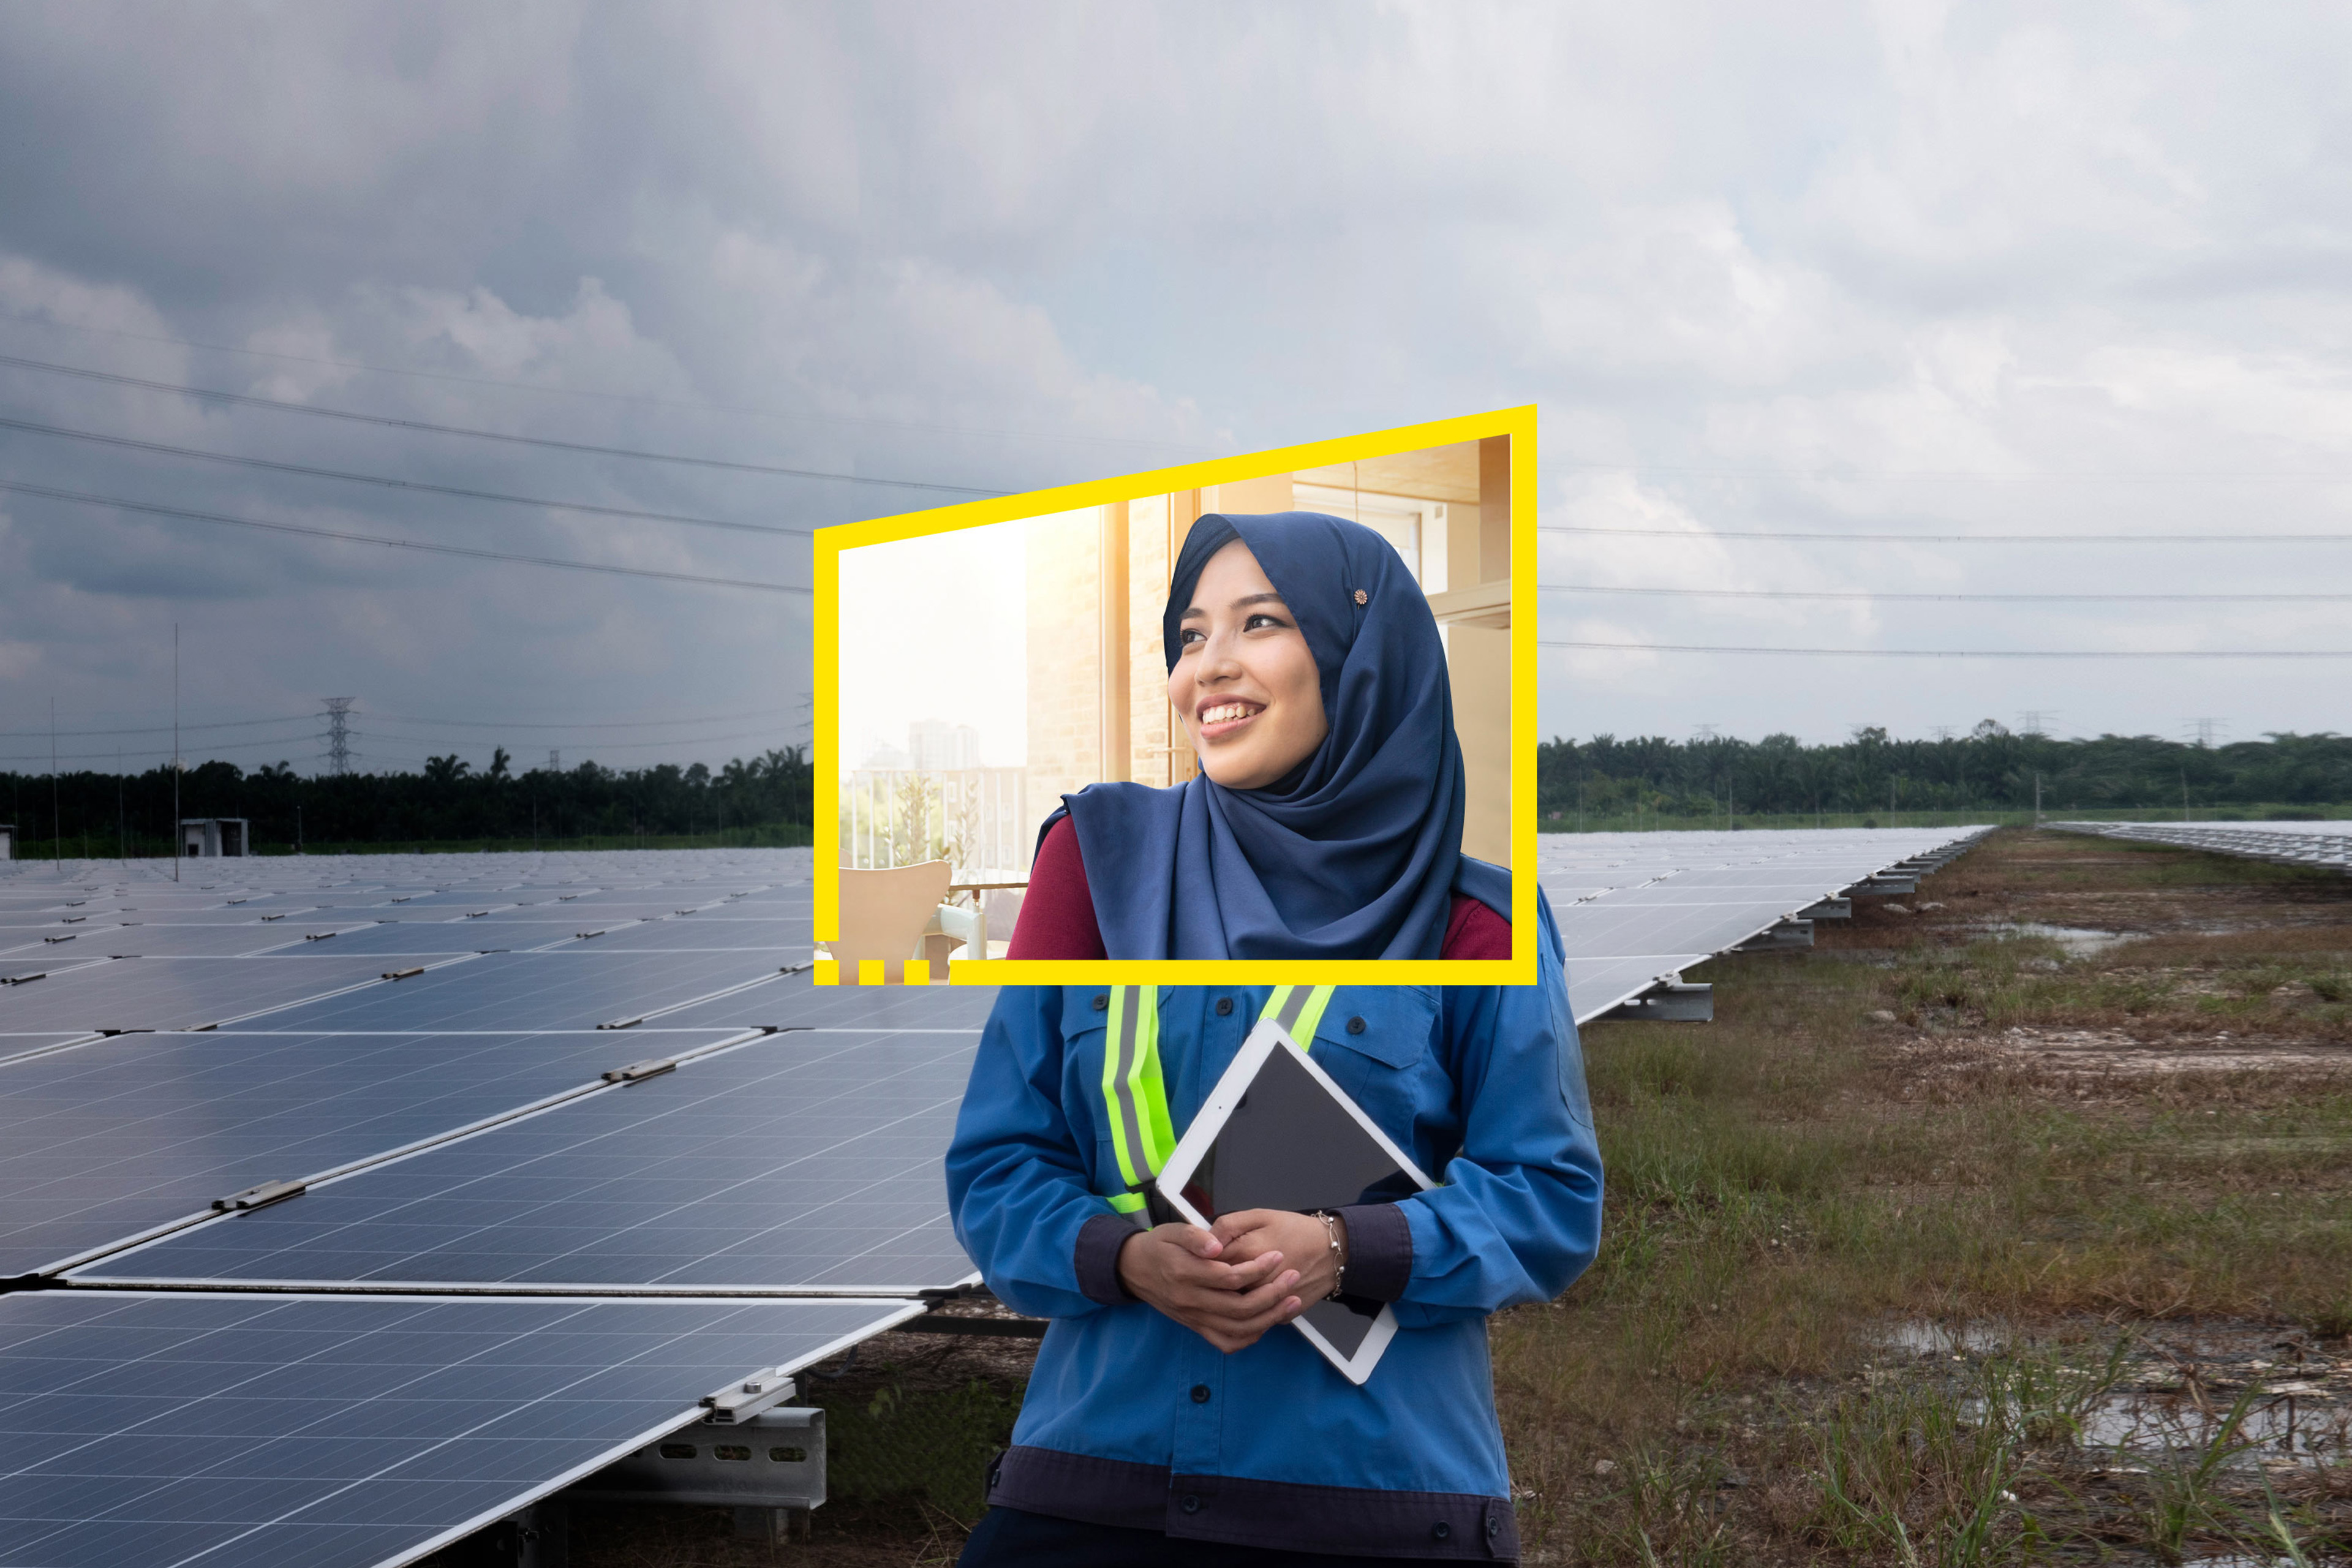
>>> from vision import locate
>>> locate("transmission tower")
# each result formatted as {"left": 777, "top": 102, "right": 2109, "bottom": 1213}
{"left": 548, "top": 748, "right": 562, "bottom": 771}
{"left": 322, "top": 698, "right": 358, "bottom": 777}
{"left": 2185, "top": 717, "right": 2226, "bottom": 748}
{"left": 2017, "top": 709, "right": 2057, "bottom": 738}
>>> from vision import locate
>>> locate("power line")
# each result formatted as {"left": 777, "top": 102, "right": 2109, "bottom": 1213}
{"left": 0, "top": 413, "right": 807, "bottom": 537}
{"left": 2, "top": 722, "right": 805, "bottom": 769}
{"left": 1541, "top": 639, "right": 2352, "bottom": 658}
{"left": 0, "top": 480, "right": 810, "bottom": 594}
{"left": 367, "top": 706, "right": 800, "bottom": 731}
{"left": 1539, "top": 524, "right": 2352, "bottom": 543}
{"left": 0, "top": 350, "right": 1005, "bottom": 494}
{"left": 0, "top": 311, "right": 1213, "bottom": 458}
{"left": 0, "top": 712, "right": 313, "bottom": 739}
{"left": 1547, "top": 458, "right": 2352, "bottom": 483}
{"left": 1539, "top": 583, "right": 2352, "bottom": 603}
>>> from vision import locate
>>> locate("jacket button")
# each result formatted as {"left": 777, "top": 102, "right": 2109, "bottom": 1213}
{"left": 1191, "top": 1383, "right": 1211, "bottom": 1403}
{"left": 1180, "top": 1493, "right": 1200, "bottom": 1514}
{"left": 1431, "top": 1520, "right": 1451, "bottom": 1541}
{"left": 1215, "top": 997, "right": 1233, "bottom": 1016}
{"left": 1091, "top": 993, "right": 1107, "bottom": 1011}
{"left": 1346, "top": 1016, "right": 1366, "bottom": 1035}
{"left": 1487, "top": 1516, "right": 1501, "bottom": 1537}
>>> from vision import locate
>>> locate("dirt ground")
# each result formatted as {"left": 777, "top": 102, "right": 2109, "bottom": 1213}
{"left": 457, "top": 828, "right": 2351, "bottom": 1567}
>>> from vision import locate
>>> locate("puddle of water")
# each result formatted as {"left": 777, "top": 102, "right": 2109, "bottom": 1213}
{"left": 2077, "top": 1387, "right": 2346, "bottom": 1468}
{"left": 1973, "top": 921, "right": 2140, "bottom": 955}
{"left": 1877, "top": 1322, "right": 2348, "bottom": 1471}
{"left": 1880, "top": 1320, "right": 2010, "bottom": 1355}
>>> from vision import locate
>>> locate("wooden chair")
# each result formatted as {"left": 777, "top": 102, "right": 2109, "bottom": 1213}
{"left": 832, "top": 862, "right": 953, "bottom": 982}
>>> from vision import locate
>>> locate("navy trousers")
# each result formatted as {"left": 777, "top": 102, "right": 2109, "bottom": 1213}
{"left": 956, "top": 1506, "right": 1475, "bottom": 1566}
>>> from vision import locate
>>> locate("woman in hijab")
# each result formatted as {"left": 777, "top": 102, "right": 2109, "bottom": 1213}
{"left": 946, "top": 513, "right": 1600, "bottom": 1565}
{"left": 1008, "top": 511, "right": 1510, "bottom": 960}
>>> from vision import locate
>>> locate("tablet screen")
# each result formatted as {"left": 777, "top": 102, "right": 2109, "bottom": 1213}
{"left": 1172, "top": 1043, "right": 1422, "bottom": 1362}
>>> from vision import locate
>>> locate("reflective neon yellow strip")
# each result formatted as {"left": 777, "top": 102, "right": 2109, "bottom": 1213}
{"left": 1123, "top": 984, "right": 1174, "bottom": 1177}
{"left": 1289, "top": 984, "right": 1337, "bottom": 1046}
{"left": 1101, "top": 987, "right": 1148, "bottom": 1192}
{"left": 1261, "top": 984, "right": 1338, "bottom": 1049}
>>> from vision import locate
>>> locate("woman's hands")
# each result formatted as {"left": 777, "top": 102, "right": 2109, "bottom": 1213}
{"left": 1114, "top": 1209, "right": 1346, "bottom": 1354}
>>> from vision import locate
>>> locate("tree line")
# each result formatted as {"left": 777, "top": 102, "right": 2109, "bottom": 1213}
{"left": 1537, "top": 725, "right": 2351, "bottom": 824}
{"left": 1, "top": 748, "right": 814, "bottom": 856}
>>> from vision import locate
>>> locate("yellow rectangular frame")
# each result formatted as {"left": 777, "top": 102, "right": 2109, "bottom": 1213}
{"left": 815, "top": 404, "right": 1539, "bottom": 986}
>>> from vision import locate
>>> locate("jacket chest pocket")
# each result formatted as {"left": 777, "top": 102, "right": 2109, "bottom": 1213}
{"left": 1304, "top": 987, "right": 1440, "bottom": 1152}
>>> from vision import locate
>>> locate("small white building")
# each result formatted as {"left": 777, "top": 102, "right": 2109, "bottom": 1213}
{"left": 181, "top": 818, "right": 251, "bottom": 858}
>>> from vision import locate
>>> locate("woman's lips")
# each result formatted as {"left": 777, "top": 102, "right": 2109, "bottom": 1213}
{"left": 1196, "top": 700, "right": 1264, "bottom": 742}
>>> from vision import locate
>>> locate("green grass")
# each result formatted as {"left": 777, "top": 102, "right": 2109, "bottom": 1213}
{"left": 1494, "top": 829, "right": 2352, "bottom": 1563}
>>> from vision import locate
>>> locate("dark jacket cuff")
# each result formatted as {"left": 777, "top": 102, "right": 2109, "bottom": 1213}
{"left": 1075, "top": 1211, "right": 1141, "bottom": 1305}
{"left": 1336, "top": 1202, "right": 1412, "bottom": 1302}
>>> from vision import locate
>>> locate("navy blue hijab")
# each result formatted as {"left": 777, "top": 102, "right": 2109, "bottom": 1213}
{"left": 1041, "top": 510, "right": 1509, "bottom": 959}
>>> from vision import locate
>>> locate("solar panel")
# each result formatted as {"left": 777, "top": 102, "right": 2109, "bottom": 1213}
{"left": 1538, "top": 826, "right": 1989, "bottom": 1021}
{"left": 76, "top": 1027, "right": 983, "bottom": 1295}
{"left": 0, "top": 1035, "right": 99, "bottom": 1068}
{"left": 243, "top": 950, "right": 803, "bottom": 1033}
{"left": 0, "top": 1028, "right": 757, "bottom": 1279}
{"left": 650, "top": 971, "right": 1001, "bottom": 1032}
{"left": 2053, "top": 820, "right": 2352, "bottom": 872}
{"left": 0, "top": 1289, "right": 919, "bottom": 1568}
{"left": 0, "top": 956, "right": 420, "bottom": 1034}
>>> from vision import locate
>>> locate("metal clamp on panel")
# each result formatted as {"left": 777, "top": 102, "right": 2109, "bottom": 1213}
{"left": 42, "top": 933, "right": 74, "bottom": 944}
{"left": 303, "top": 931, "right": 336, "bottom": 941}
{"left": 0, "top": 972, "right": 43, "bottom": 986}
{"left": 575, "top": 929, "right": 606, "bottom": 940}
{"left": 597, "top": 1016, "right": 644, "bottom": 1031}
{"left": 601, "top": 1058, "right": 676, "bottom": 1084}
{"left": 701, "top": 1368, "right": 797, "bottom": 1425}
{"left": 213, "top": 1178, "right": 307, "bottom": 1212}
{"left": 382, "top": 967, "right": 425, "bottom": 981}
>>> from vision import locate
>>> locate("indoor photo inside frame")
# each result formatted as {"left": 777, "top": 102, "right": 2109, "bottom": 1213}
{"left": 814, "top": 407, "right": 1537, "bottom": 986}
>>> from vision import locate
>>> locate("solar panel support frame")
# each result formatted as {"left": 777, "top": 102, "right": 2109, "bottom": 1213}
{"left": 567, "top": 1405, "right": 827, "bottom": 1513}
{"left": 1603, "top": 980, "right": 1714, "bottom": 1023}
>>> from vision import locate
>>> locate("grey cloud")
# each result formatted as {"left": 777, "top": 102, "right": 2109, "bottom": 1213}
{"left": 1, "top": 0, "right": 2347, "bottom": 771}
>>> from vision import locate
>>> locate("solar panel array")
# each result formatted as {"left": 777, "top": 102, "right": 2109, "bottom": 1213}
{"left": 1537, "top": 826, "right": 1991, "bottom": 1021}
{"left": 1, "top": 827, "right": 1989, "bottom": 1565}
{"left": 1, "top": 847, "right": 984, "bottom": 1568}
{"left": 2051, "top": 819, "right": 2352, "bottom": 873}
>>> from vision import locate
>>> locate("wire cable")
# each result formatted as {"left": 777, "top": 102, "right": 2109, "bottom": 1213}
{"left": 0, "top": 351, "right": 1005, "bottom": 494}
{"left": 1541, "top": 639, "right": 2352, "bottom": 658}
{"left": 0, "top": 414, "right": 806, "bottom": 536}
{"left": 0, "top": 311, "right": 1213, "bottom": 458}
{"left": 366, "top": 707, "right": 800, "bottom": 731}
{"left": 0, "top": 480, "right": 810, "bottom": 594}
{"left": 1540, "top": 583, "right": 2352, "bottom": 603}
{"left": 1540, "top": 524, "right": 2352, "bottom": 543}
{"left": 0, "top": 713, "right": 315, "bottom": 739}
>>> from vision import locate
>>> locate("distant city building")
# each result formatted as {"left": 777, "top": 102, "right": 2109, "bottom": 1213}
{"left": 859, "top": 739, "right": 913, "bottom": 772}
{"left": 908, "top": 719, "right": 981, "bottom": 771}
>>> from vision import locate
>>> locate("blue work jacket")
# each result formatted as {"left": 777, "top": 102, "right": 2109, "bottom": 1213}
{"left": 944, "top": 892, "right": 1602, "bottom": 1561}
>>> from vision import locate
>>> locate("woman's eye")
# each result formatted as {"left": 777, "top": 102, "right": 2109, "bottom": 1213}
{"left": 1178, "top": 628, "right": 1204, "bottom": 647}
{"left": 1245, "top": 614, "right": 1284, "bottom": 632}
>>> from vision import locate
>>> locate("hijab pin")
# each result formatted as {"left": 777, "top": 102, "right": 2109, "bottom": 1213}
{"left": 1353, "top": 589, "right": 1368, "bottom": 605}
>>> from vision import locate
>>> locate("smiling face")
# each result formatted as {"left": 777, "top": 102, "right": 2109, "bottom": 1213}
{"left": 1168, "top": 537, "right": 1329, "bottom": 790}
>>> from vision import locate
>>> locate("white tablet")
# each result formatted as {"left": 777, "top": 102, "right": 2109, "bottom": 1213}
{"left": 1153, "top": 1017, "right": 1437, "bottom": 1385}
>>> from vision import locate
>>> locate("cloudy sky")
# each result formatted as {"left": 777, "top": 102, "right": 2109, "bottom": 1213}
{"left": 2, "top": 1, "right": 2348, "bottom": 777}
